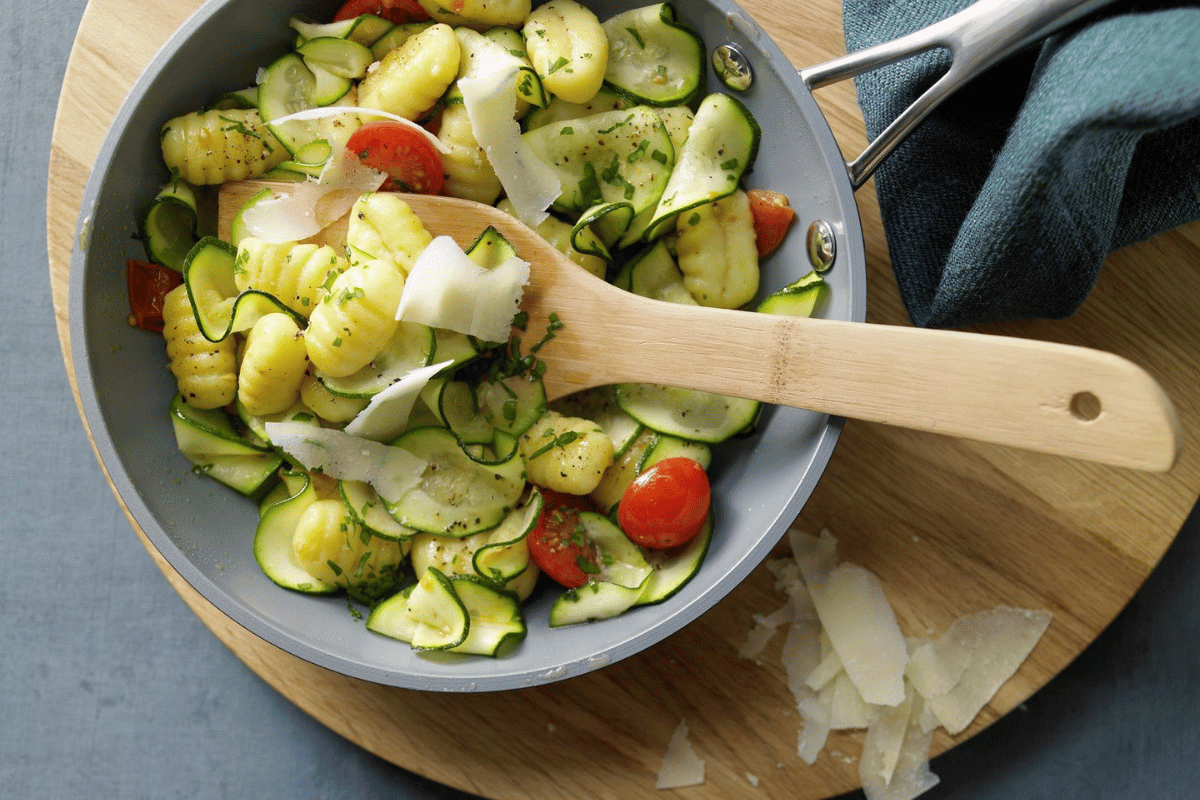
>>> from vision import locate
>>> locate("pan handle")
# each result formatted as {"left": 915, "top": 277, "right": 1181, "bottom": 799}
{"left": 801, "top": 0, "right": 1116, "bottom": 189}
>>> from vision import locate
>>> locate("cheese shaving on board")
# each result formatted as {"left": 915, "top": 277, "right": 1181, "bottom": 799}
{"left": 734, "top": 529, "right": 1051, "bottom": 799}
{"left": 655, "top": 720, "right": 705, "bottom": 790}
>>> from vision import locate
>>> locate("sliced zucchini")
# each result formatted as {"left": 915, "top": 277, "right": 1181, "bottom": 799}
{"left": 642, "top": 432, "right": 712, "bottom": 472}
{"left": 602, "top": 3, "right": 703, "bottom": 106}
{"left": 236, "top": 397, "right": 319, "bottom": 443}
{"left": 169, "top": 393, "right": 283, "bottom": 498}
{"left": 636, "top": 513, "right": 712, "bottom": 605}
{"left": 549, "top": 581, "right": 645, "bottom": 627}
{"left": 590, "top": 427, "right": 657, "bottom": 512}
{"left": 205, "top": 86, "right": 259, "bottom": 111}
{"left": 449, "top": 576, "right": 527, "bottom": 656}
{"left": 258, "top": 52, "right": 364, "bottom": 154}
{"left": 614, "top": 238, "right": 695, "bottom": 305}
{"left": 290, "top": 13, "right": 394, "bottom": 48}
{"left": 296, "top": 36, "right": 375, "bottom": 105}
{"left": 757, "top": 270, "right": 830, "bottom": 318}
{"left": 471, "top": 492, "right": 543, "bottom": 587}
{"left": 482, "top": 25, "right": 548, "bottom": 109}
{"left": 383, "top": 426, "right": 526, "bottom": 536}
{"left": 439, "top": 373, "right": 547, "bottom": 445}
{"left": 522, "top": 105, "right": 675, "bottom": 221}
{"left": 614, "top": 382, "right": 760, "bottom": 444}
{"left": 340, "top": 479, "right": 418, "bottom": 541}
{"left": 182, "top": 236, "right": 300, "bottom": 342}
{"left": 643, "top": 92, "right": 761, "bottom": 241}
{"left": 140, "top": 180, "right": 199, "bottom": 271}
{"left": 369, "top": 567, "right": 470, "bottom": 650}
{"left": 520, "top": 86, "right": 629, "bottom": 132}
{"left": 253, "top": 470, "right": 338, "bottom": 594}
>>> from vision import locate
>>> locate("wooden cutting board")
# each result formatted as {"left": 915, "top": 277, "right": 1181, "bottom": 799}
{"left": 47, "top": 0, "right": 1200, "bottom": 798}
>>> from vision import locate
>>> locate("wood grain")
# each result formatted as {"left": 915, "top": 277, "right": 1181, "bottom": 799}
{"left": 47, "top": 1, "right": 1200, "bottom": 798}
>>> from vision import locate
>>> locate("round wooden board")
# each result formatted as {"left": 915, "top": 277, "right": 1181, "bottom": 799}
{"left": 48, "top": 1, "right": 1200, "bottom": 798}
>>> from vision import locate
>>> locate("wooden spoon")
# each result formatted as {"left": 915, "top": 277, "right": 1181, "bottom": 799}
{"left": 219, "top": 182, "right": 1182, "bottom": 472}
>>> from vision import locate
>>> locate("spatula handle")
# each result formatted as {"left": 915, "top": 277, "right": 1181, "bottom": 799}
{"left": 587, "top": 301, "right": 1181, "bottom": 472}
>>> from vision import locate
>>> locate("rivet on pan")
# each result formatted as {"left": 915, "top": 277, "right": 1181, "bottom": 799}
{"left": 712, "top": 43, "right": 753, "bottom": 92}
{"left": 806, "top": 220, "right": 836, "bottom": 273}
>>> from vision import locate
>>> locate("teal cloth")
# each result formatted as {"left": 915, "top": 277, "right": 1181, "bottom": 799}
{"left": 842, "top": 0, "right": 1200, "bottom": 328}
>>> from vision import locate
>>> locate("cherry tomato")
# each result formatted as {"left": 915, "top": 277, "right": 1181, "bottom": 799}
{"left": 345, "top": 120, "right": 445, "bottom": 195}
{"left": 126, "top": 259, "right": 182, "bottom": 333}
{"left": 617, "top": 458, "right": 710, "bottom": 550}
{"left": 332, "top": 0, "right": 430, "bottom": 24}
{"left": 747, "top": 188, "right": 796, "bottom": 258}
{"left": 527, "top": 489, "right": 602, "bottom": 589}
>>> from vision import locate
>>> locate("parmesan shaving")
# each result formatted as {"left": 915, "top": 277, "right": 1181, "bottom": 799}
{"left": 804, "top": 560, "right": 909, "bottom": 707}
{"left": 921, "top": 607, "right": 1052, "bottom": 734}
{"left": 396, "top": 235, "right": 529, "bottom": 342}
{"left": 241, "top": 146, "right": 386, "bottom": 242}
{"left": 344, "top": 359, "right": 455, "bottom": 442}
{"left": 456, "top": 46, "right": 559, "bottom": 225}
{"left": 655, "top": 721, "right": 705, "bottom": 790}
{"left": 264, "top": 421, "right": 426, "bottom": 503}
{"left": 859, "top": 693, "right": 939, "bottom": 800}
{"left": 748, "top": 528, "right": 1051, "bottom": 799}
{"left": 271, "top": 105, "right": 450, "bottom": 153}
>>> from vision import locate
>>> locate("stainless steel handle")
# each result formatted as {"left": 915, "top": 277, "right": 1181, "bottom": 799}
{"left": 801, "top": 0, "right": 1116, "bottom": 188}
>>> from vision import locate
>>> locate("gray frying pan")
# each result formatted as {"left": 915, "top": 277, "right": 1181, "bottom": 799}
{"left": 70, "top": 0, "right": 1118, "bottom": 691}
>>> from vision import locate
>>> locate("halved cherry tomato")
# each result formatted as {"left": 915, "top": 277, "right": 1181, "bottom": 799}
{"left": 747, "top": 188, "right": 796, "bottom": 258}
{"left": 345, "top": 119, "right": 446, "bottom": 195}
{"left": 527, "top": 489, "right": 601, "bottom": 589}
{"left": 332, "top": 0, "right": 430, "bottom": 24}
{"left": 126, "top": 259, "right": 182, "bottom": 333}
{"left": 617, "top": 458, "right": 710, "bottom": 550}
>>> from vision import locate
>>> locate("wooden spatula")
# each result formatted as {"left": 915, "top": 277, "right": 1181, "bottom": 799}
{"left": 218, "top": 182, "right": 1182, "bottom": 472}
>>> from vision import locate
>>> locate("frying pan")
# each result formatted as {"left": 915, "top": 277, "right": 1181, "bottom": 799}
{"left": 69, "top": 0, "right": 1113, "bottom": 691}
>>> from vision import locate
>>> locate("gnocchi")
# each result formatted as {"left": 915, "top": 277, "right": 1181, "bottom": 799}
{"left": 345, "top": 193, "right": 434, "bottom": 275}
{"left": 675, "top": 189, "right": 760, "bottom": 309}
{"left": 358, "top": 23, "right": 460, "bottom": 120}
{"left": 292, "top": 499, "right": 408, "bottom": 601}
{"left": 234, "top": 239, "right": 348, "bottom": 318}
{"left": 237, "top": 313, "right": 309, "bottom": 417}
{"left": 519, "top": 410, "right": 614, "bottom": 495}
{"left": 304, "top": 259, "right": 404, "bottom": 377}
{"left": 160, "top": 108, "right": 286, "bottom": 185}
{"left": 161, "top": 284, "right": 237, "bottom": 409}
{"left": 522, "top": 0, "right": 609, "bottom": 104}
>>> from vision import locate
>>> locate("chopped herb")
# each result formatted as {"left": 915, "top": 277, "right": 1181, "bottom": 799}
{"left": 547, "top": 56, "right": 570, "bottom": 74}
{"left": 576, "top": 555, "right": 601, "bottom": 575}
{"left": 625, "top": 27, "right": 646, "bottom": 48}
{"left": 687, "top": 211, "right": 702, "bottom": 226}
{"left": 720, "top": 157, "right": 740, "bottom": 171}
{"left": 219, "top": 114, "right": 260, "bottom": 139}
{"left": 651, "top": 149, "right": 669, "bottom": 165}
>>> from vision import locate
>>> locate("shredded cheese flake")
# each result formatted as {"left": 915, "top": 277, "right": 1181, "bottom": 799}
{"left": 264, "top": 421, "right": 426, "bottom": 503}
{"left": 396, "top": 235, "right": 529, "bottom": 342}
{"left": 344, "top": 359, "right": 455, "bottom": 443}
{"left": 736, "top": 529, "right": 1052, "bottom": 799}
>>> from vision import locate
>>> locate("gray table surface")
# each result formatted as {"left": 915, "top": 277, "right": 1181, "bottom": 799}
{"left": 4, "top": 0, "right": 1197, "bottom": 797}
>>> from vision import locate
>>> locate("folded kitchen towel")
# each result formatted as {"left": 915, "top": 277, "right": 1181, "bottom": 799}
{"left": 841, "top": 0, "right": 1200, "bottom": 328}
